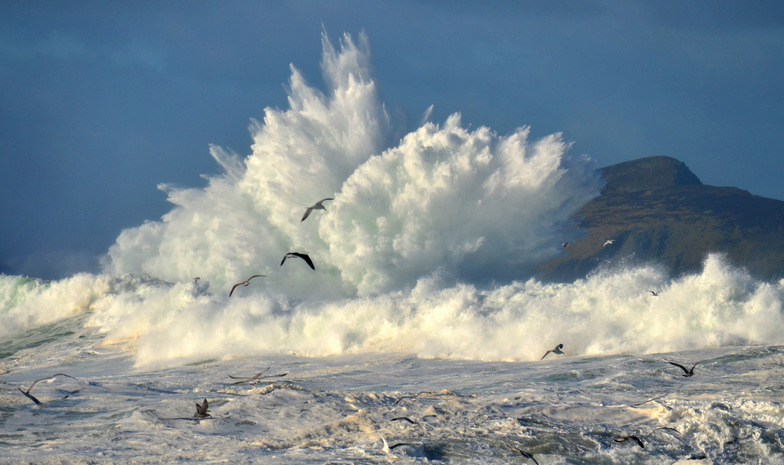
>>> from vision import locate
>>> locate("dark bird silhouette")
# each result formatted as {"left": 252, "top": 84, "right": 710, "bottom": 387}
{"left": 668, "top": 361, "right": 699, "bottom": 377}
{"left": 17, "top": 373, "right": 79, "bottom": 405}
{"left": 380, "top": 436, "right": 423, "bottom": 454}
{"left": 541, "top": 343, "right": 565, "bottom": 360}
{"left": 391, "top": 416, "right": 418, "bottom": 424}
{"left": 507, "top": 445, "right": 540, "bottom": 465}
{"left": 280, "top": 252, "right": 315, "bottom": 270}
{"left": 301, "top": 198, "right": 333, "bottom": 222}
{"left": 228, "top": 367, "right": 288, "bottom": 384}
{"left": 614, "top": 434, "right": 645, "bottom": 448}
{"left": 390, "top": 414, "right": 436, "bottom": 425}
{"left": 195, "top": 399, "right": 210, "bottom": 417}
{"left": 562, "top": 242, "right": 569, "bottom": 248}
{"left": 229, "top": 274, "right": 266, "bottom": 297}
{"left": 193, "top": 277, "right": 200, "bottom": 283}
{"left": 649, "top": 290, "right": 659, "bottom": 296}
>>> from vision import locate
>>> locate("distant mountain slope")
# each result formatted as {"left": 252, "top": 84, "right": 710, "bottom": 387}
{"left": 536, "top": 156, "right": 784, "bottom": 281}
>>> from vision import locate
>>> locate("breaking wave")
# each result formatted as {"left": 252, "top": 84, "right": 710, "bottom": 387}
{"left": 3, "top": 32, "right": 783, "bottom": 368}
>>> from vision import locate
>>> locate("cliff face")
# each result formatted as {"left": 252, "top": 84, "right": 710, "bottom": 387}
{"left": 536, "top": 156, "right": 784, "bottom": 282}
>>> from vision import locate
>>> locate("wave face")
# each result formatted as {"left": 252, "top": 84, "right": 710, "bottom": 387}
{"left": 3, "top": 32, "right": 783, "bottom": 369}
{"left": 3, "top": 254, "right": 784, "bottom": 368}
{"left": 101, "top": 31, "right": 602, "bottom": 297}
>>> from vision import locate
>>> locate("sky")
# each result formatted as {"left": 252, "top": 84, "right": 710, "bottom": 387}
{"left": 2, "top": 0, "right": 784, "bottom": 279}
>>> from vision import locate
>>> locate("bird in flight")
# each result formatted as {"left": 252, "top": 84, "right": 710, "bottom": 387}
{"left": 562, "top": 242, "right": 569, "bottom": 248}
{"left": 614, "top": 434, "right": 645, "bottom": 448}
{"left": 649, "top": 290, "right": 659, "bottom": 296}
{"left": 17, "top": 373, "right": 79, "bottom": 405}
{"left": 280, "top": 252, "right": 315, "bottom": 270}
{"left": 603, "top": 239, "right": 615, "bottom": 247}
{"left": 668, "top": 361, "right": 699, "bottom": 377}
{"left": 507, "top": 445, "right": 540, "bottom": 464}
{"left": 301, "top": 198, "right": 333, "bottom": 222}
{"left": 229, "top": 274, "right": 266, "bottom": 297}
{"left": 541, "top": 343, "right": 565, "bottom": 360}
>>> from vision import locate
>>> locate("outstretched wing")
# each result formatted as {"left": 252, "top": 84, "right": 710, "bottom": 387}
{"left": 292, "top": 252, "right": 315, "bottom": 270}
{"left": 301, "top": 207, "right": 315, "bottom": 222}
{"left": 18, "top": 387, "right": 42, "bottom": 405}
{"left": 282, "top": 252, "right": 315, "bottom": 270}
{"left": 27, "top": 373, "right": 79, "bottom": 393}
{"left": 667, "top": 361, "right": 689, "bottom": 374}
{"left": 315, "top": 197, "right": 333, "bottom": 208}
{"left": 229, "top": 283, "right": 241, "bottom": 297}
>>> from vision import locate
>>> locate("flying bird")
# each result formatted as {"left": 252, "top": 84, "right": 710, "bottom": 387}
{"left": 603, "top": 239, "right": 615, "bottom": 247}
{"left": 614, "top": 434, "right": 645, "bottom": 448}
{"left": 193, "top": 277, "right": 200, "bottom": 283}
{"left": 280, "top": 252, "right": 315, "bottom": 270}
{"left": 562, "top": 242, "right": 569, "bottom": 248}
{"left": 17, "top": 373, "right": 79, "bottom": 405}
{"left": 195, "top": 399, "right": 210, "bottom": 417}
{"left": 507, "top": 446, "right": 540, "bottom": 465}
{"left": 541, "top": 343, "right": 565, "bottom": 360}
{"left": 668, "top": 361, "right": 699, "bottom": 377}
{"left": 301, "top": 198, "right": 333, "bottom": 222}
{"left": 649, "top": 290, "right": 659, "bottom": 296}
{"left": 228, "top": 367, "right": 288, "bottom": 384}
{"left": 229, "top": 274, "right": 266, "bottom": 297}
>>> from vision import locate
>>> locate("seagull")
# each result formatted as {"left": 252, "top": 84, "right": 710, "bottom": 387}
{"left": 614, "top": 434, "right": 645, "bottom": 448}
{"left": 195, "top": 399, "right": 210, "bottom": 417}
{"left": 229, "top": 274, "right": 266, "bottom": 297}
{"left": 301, "top": 198, "right": 333, "bottom": 222}
{"left": 390, "top": 414, "right": 437, "bottom": 425}
{"left": 380, "top": 436, "right": 423, "bottom": 454}
{"left": 507, "top": 445, "right": 540, "bottom": 465}
{"left": 603, "top": 239, "right": 615, "bottom": 247}
{"left": 668, "top": 361, "right": 699, "bottom": 377}
{"left": 562, "top": 242, "right": 569, "bottom": 248}
{"left": 17, "top": 373, "right": 79, "bottom": 405}
{"left": 228, "top": 367, "right": 288, "bottom": 384}
{"left": 541, "top": 343, "right": 565, "bottom": 360}
{"left": 280, "top": 252, "right": 315, "bottom": 270}
{"left": 649, "top": 290, "right": 659, "bottom": 296}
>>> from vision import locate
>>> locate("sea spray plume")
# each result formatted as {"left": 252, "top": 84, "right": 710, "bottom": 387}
{"left": 102, "top": 31, "right": 391, "bottom": 296}
{"left": 321, "top": 117, "right": 603, "bottom": 295}
{"left": 101, "top": 30, "right": 601, "bottom": 297}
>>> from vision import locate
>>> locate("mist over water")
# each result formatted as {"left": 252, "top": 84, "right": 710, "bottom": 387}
{"left": 3, "top": 32, "right": 784, "bottom": 370}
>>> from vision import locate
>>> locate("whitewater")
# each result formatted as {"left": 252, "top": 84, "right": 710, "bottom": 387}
{"left": 2, "top": 32, "right": 784, "bottom": 464}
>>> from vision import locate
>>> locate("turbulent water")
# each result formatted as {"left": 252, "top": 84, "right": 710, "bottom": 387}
{"left": 3, "top": 32, "right": 784, "bottom": 464}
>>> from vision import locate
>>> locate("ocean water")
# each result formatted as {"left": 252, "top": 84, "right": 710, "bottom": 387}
{"left": 3, "top": 32, "right": 784, "bottom": 464}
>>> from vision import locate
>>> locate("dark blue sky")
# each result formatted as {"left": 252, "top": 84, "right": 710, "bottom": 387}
{"left": 2, "top": 1, "right": 784, "bottom": 279}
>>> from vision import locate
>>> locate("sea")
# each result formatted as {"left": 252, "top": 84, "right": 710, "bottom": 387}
{"left": 2, "top": 32, "right": 784, "bottom": 464}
